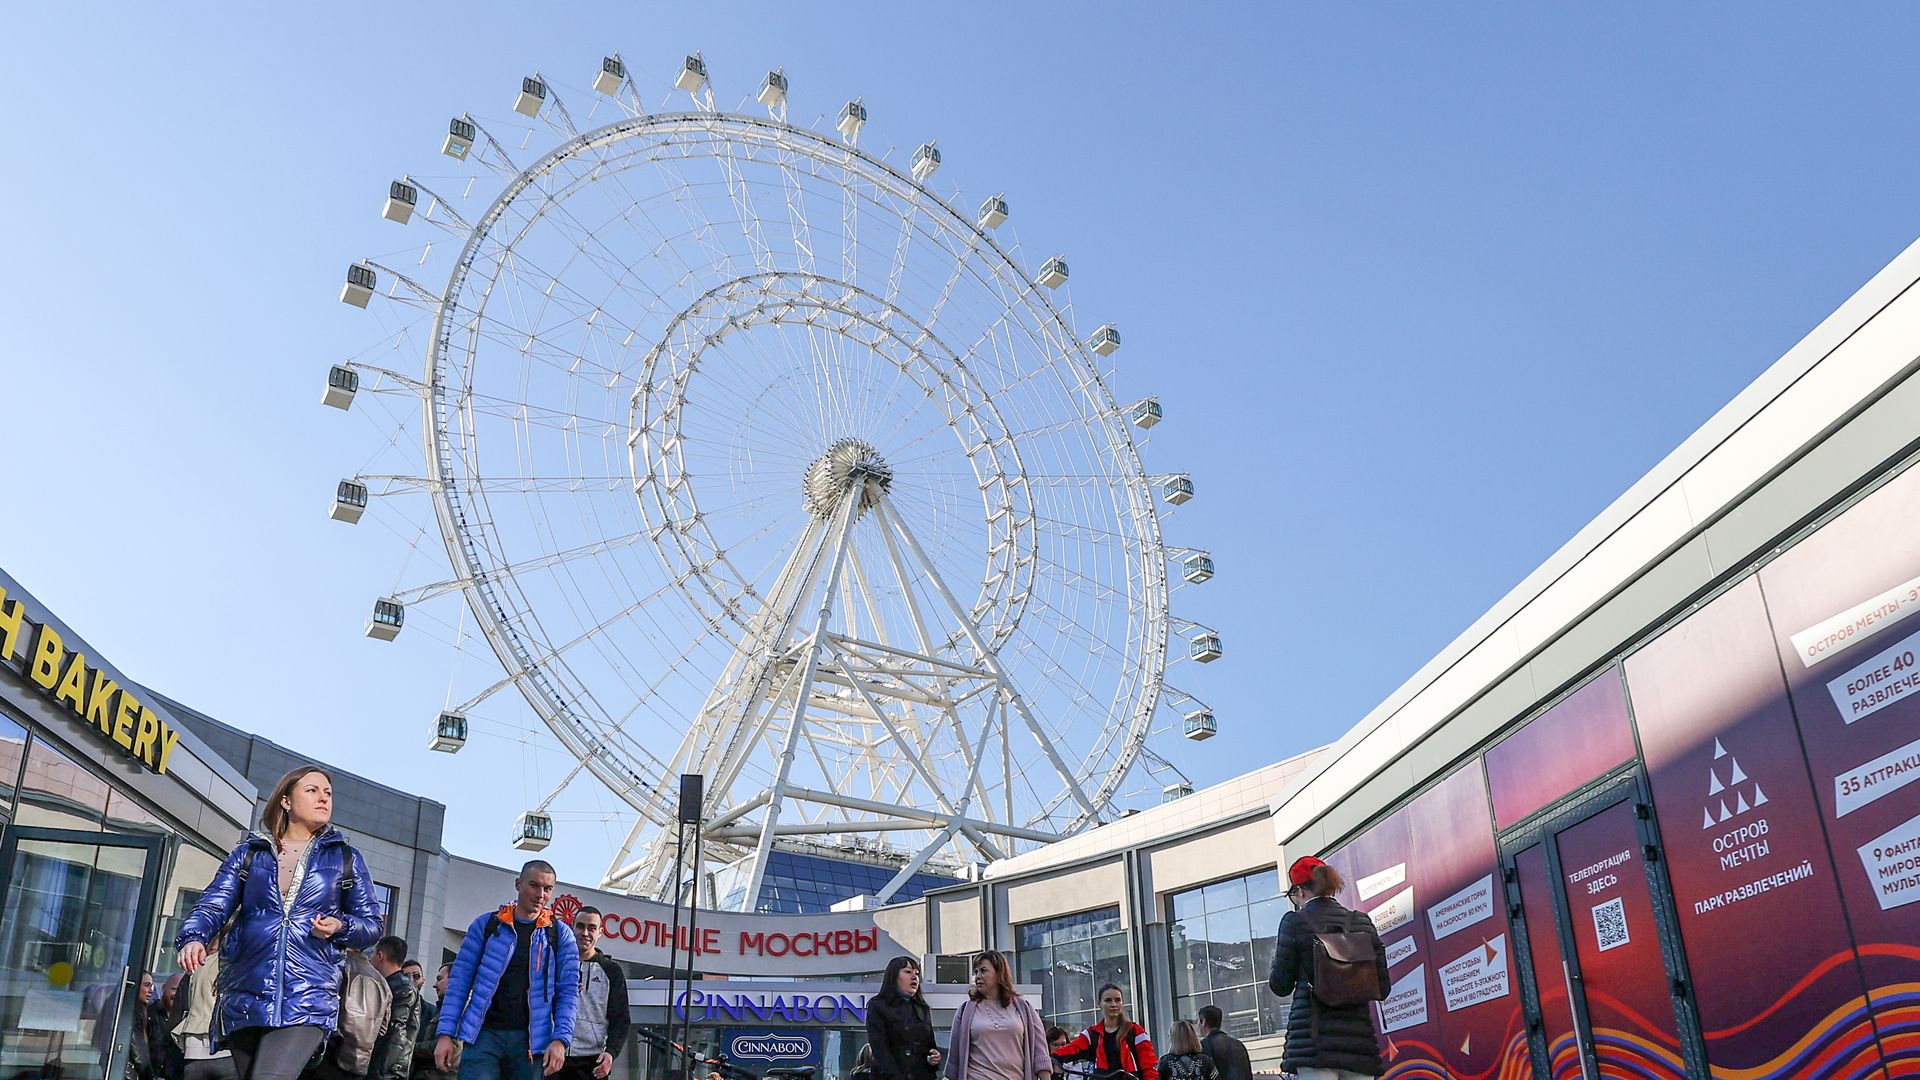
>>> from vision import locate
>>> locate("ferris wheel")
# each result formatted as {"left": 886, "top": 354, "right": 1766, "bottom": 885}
{"left": 324, "top": 53, "right": 1222, "bottom": 905}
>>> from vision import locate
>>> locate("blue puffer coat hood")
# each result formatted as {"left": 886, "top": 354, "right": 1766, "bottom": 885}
{"left": 175, "top": 827, "right": 383, "bottom": 1038}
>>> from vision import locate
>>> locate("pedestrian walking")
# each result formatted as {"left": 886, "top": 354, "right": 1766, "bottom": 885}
{"left": 433, "top": 860, "right": 579, "bottom": 1080}
{"left": 865, "top": 957, "right": 940, "bottom": 1080}
{"left": 413, "top": 966, "right": 459, "bottom": 1080}
{"left": 1191, "top": 1008, "right": 1248, "bottom": 1080}
{"left": 945, "top": 951, "right": 1049, "bottom": 1080}
{"left": 315, "top": 946, "right": 393, "bottom": 1080}
{"left": 174, "top": 766, "right": 383, "bottom": 1080}
{"left": 171, "top": 945, "right": 239, "bottom": 1080}
{"left": 556, "top": 907, "right": 629, "bottom": 1080}
{"left": 1154, "top": 1024, "right": 1214, "bottom": 1080}
{"left": 1266, "top": 856, "right": 1389, "bottom": 1080}
{"left": 1044, "top": 1029, "right": 1086, "bottom": 1080}
{"left": 1050, "top": 986, "right": 1156, "bottom": 1080}
{"left": 367, "top": 937, "right": 422, "bottom": 1080}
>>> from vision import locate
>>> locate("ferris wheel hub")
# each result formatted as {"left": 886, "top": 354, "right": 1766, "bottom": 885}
{"left": 803, "top": 438, "right": 892, "bottom": 519}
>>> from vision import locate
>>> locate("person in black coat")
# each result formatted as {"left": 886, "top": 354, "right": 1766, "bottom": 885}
{"left": 865, "top": 957, "right": 941, "bottom": 1080}
{"left": 1266, "top": 857, "right": 1390, "bottom": 1079}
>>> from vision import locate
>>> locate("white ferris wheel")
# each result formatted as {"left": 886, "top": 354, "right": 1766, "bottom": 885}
{"left": 324, "top": 53, "right": 1223, "bottom": 907}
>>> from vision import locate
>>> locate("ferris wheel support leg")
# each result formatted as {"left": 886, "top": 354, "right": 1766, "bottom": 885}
{"left": 736, "top": 492, "right": 863, "bottom": 911}
{"left": 875, "top": 820, "right": 964, "bottom": 905}
{"left": 873, "top": 495, "right": 1104, "bottom": 824}
{"left": 603, "top": 813, "right": 654, "bottom": 888}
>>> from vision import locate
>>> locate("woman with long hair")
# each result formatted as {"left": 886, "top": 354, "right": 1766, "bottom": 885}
{"left": 1049, "top": 985, "right": 1158, "bottom": 1080}
{"left": 173, "top": 766, "right": 383, "bottom": 1080}
{"left": 1155, "top": 1023, "right": 1215, "bottom": 1080}
{"left": 1267, "top": 857, "right": 1389, "bottom": 1080}
{"left": 866, "top": 957, "right": 941, "bottom": 1080}
{"left": 945, "top": 951, "right": 1050, "bottom": 1080}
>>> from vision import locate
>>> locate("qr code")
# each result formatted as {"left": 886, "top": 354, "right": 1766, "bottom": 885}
{"left": 1593, "top": 896, "right": 1630, "bottom": 952}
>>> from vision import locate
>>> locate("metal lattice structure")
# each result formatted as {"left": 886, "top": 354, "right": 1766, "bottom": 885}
{"left": 326, "top": 54, "right": 1219, "bottom": 905}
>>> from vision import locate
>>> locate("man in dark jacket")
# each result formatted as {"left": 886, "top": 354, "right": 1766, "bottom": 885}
{"left": 558, "top": 908, "right": 630, "bottom": 1080}
{"left": 1267, "top": 856, "right": 1389, "bottom": 1079}
{"left": 370, "top": 936, "right": 421, "bottom": 1080}
{"left": 1194, "top": 1007, "right": 1250, "bottom": 1080}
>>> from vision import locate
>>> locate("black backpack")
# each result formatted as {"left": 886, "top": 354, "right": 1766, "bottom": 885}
{"left": 1306, "top": 909, "right": 1381, "bottom": 1008}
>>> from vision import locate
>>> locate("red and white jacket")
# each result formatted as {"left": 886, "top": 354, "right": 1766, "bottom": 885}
{"left": 1054, "top": 1021, "right": 1159, "bottom": 1080}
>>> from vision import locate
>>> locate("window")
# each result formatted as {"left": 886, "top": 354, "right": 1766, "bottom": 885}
{"left": 1014, "top": 907, "right": 1128, "bottom": 1032}
{"left": 0, "top": 711, "right": 28, "bottom": 816}
{"left": 931, "top": 954, "right": 973, "bottom": 986}
{"left": 370, "top": 881, "right": 396, "bottom": 932}
{"left": 1167, "top": 869, "right": 1287, "bottom": 1039}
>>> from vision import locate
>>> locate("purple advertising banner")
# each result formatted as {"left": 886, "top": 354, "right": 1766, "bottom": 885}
{"left": 1625, "top": 578, "right": 1885, "bottom": 1080}
{"left": 1511, "top": 843, "right": 1580, "bottom": 1080}
{"left": 1323, "top": 809, "right": 1444, "bottom": 1079}
{"left": 1406, "top": 766, "right": 1528, "bottom": 1080}
{"left": 1484, "top": 671, "right": 1638, "bottom": 831}
{"left": 1757, "top": 464, "right": 1920, "bottom": 1074}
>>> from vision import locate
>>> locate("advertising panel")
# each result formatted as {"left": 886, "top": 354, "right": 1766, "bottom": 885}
{"left": 1553, "top": 801, "right": 1686, "bottom": 1079}
{"left": 1322, "top": 810, "right": 1443, "bottom": 1077}
{"left": 1625, "top": 578, "right": 1883, "bottom": 1079}
{"left": 1484, "top": 671, "right": 1638, "bottom": 830}
{"left": 1511, "top": 844, "right": 1579, "bottom": 1080}
{"left": 1406, "top": 766, "right": 1528, "bottom": 1080}
{"left": 1758, "top": 464, "right": 1920, "bottom": 1073}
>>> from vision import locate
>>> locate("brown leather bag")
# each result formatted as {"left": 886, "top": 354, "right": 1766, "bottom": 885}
{"left": 1308, "top": 910, "right": 1381, "bottom": 1008}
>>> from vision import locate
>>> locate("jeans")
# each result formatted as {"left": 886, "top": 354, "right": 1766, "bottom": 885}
{"left": 459, "top": 1028, "right": 533, "bottom": 1080}
{"left": 1296, "top": 1071, "right": 1372, "bottom": 1080}
{"left": 225, "top": 1025, "right": 325, "bottom": 1080}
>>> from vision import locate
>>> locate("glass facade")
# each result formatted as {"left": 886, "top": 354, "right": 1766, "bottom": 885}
{"left": 714, "top": 850, "right": 960, "bottom": 914}
{"left": 1015, "top": 907, "right": 1129, "bottom": 1031}
{"left": 1167, "top": 870, "right": 1287, "bottom": 1040}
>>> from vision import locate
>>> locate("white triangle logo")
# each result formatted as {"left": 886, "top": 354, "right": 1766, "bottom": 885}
{"left": 1713, "top": 739, "right": 1728, "bottom": 759}
{"left": 1708, "top": 770, "right": 1725, "bottom": 795}
{"left": 1753, "top": 785, "right": 1768, "bottom": 808}
{"left": 1729, "top": 759, "right": 1748, "bottom": 785}
{"left": 1702, "top": 807, "right": 1716, "bottom": 829}
{"left": 1719, "top": 800, "right": 1732, "bottom": 822}
{"left": 1736, "top": 792, "right": 1750, "bottom": 814}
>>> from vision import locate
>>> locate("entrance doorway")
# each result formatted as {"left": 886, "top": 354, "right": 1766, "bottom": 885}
{"left": 0, "top": 826, "right": 167, "bottom": 1080}
{"left": 1500, "top": 773, "right": 1705, "bottom": 1079}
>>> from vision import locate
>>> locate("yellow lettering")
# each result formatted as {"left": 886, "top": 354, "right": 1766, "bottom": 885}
{"left": 132, "top": 708, "right": 160, "bottom": 765}
{"left": 154, "top": 725, "right": 180, "bottom": 774}
{"left": 0, "top": 588, "right": 25, "bottom": 665}
{"left": 111, "top": 690, "right": 139, "bottom": 750}
{"left": 86, "top": 670, "right": 120, "bottom": 734}
{"left": 28, "top": 623, "right": 64, "bottom": 690}
{"left": 53, "top": 652, "right": 89, "bottom": 713}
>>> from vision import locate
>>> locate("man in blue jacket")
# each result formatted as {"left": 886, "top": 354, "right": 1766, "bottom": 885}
{"left": 435, "top": 861, "right": 580, "bottom": 1080}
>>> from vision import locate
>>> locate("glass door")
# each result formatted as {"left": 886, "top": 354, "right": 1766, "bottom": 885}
{"left": 0, "top": 826, "right": 167, "bottom": 1080}
{"left": 1501, "top": 774, "right": 1705, "bottom": 1080}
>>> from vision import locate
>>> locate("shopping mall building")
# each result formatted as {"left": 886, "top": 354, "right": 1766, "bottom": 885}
{"left": 2, "top": 236, "right": 1918, "bottom": 1080}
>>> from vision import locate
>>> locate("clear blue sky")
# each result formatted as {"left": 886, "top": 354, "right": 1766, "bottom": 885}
{"left": 7, "top": 4, "right": 1920, "bottom": 880}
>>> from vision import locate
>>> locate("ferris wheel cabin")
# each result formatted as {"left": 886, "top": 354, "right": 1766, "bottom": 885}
{"left": 977, "top": 194, "right": 1009, "bottom": 231}
{"left": 429, "top": 711, "right": 468, "bottom": 753}
{"left": 382, "top": 180, "right": 418, "bottom": 225}
{"left": 340, "top": 263, "right": 377, "bottom": 308}
{"left": 1131, "top": 397, "right": 1163, "bottom": 428}
{"left": 593, "top": 56, "right": 626, "bottom": 96}
{"left": 1161, "top": 474, "right": 1195, "bottom": 505}
{"left": 1036, "top": 256, "right": 1069, "bottom": 289}
{"left": 837, "top": 100, "right": 867, "bottom": 143}
{"left": 1162, "top": 782, "right": 1195, "bottom": 803}
{"left": 365, "top": 598, "right": 405, "bottom": 641}
{"left": 514, "top": 76, "right": 548, "bottom": 118}
{"left": 442, "top": 117, "right": 476, "bottom": 160}
{"left": 1189, "top": 633, "right": 1223, "bottom": 663}
{"left": 912, "top": 142, "right": 942, "bottom": 182}
{"left": 330, "top": 480, "right": 368, "bottom": 524}
{"left": 321, "top": 365, "right": 359, "bottom": 410}
{"left": 512, "top": 811, "right": 554, "bottom": 852}
{"left": 675, "top": 54, "right": 708, "bottom": 93}
{"left": 1089, "top": 324, "right": 1121, "bottom": 356}
{"left": 1183, "top": 709, "right": 1218, "bottom": 741}
{"left": 758, "top": 69, "right": 788, "bottom": 110}
{"left": 1181, "top": 552, "right": 1214, "bottom": 583}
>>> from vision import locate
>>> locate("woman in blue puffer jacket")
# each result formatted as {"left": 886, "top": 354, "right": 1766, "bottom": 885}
{"left": 175, "top": 766, "right": 383, "bottom": 1080}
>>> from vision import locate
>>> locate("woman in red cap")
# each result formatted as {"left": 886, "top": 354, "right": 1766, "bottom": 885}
{"left": 1266, "top": 856, "right": 1389, "bottom": 1080}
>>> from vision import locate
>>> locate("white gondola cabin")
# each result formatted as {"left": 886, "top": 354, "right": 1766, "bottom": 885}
{"left": 1131, "top": 398, "right": 1162, "bottom": 428}
{"left": 1189, "top": 633, "right": 1223, "bottom": 663}
{"left": 675, "top": 54, "right": 708, "bottom": 93}
{"left": 382, "top": 180, "right": 418, "bottom": 225}
{"left": 514, "top": 76, "right": 547, "bottom": 118}
{"left": 322, "top": 365, "right": 359, "bottom": 410}
{"left": 340, "top": 263, "right": 376, "bottom": 308}
{"left": 837, "top": 100, "right": 867, "bottom": 143}
{"left": 442, "top": 117, "right": 476, "bottom": 160}
{"left": 1089, "top": 324, "right": 1121, "bottom": 356}
{"left": 1162, "top": 474, "right": 1194, "bottom": 505}
{"left": 593, "top": 56, "right": 626, "bottom": 96}
{"left": 512, "top": 811, "right": 554, "bottom": 851}
{"left": 1036, "top": 256, "right": 1069, "bottom": 289}
{"left": 365, "top": 598, "right": 405, "bottom": 641}
{"left": 912, "top": 142, "right": 941, "bottom": 182}
{"left": 330, "top": 480, "right": 368, "bottom": 524}
{"left": 429, "top": 711, "right": 468, "bottom": 753}
{"left": 758, "top": 69, "right": 788, "bottom": 110}
{"left": 1183, "top": 710, "right": 1217, "bottom": 741}
{"left": 977, "top": 194, "right": 1008, "bottom": 231}
{"left": 1162, "top": 782, "right": 1194, "bottom": 803}
{"left": 1181, "top": 552, "right": 1214, "bottom": 584}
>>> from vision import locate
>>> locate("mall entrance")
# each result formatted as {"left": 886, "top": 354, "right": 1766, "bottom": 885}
{"left": 1499, "top": 771, "right": 1707, "bottom": 1080}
